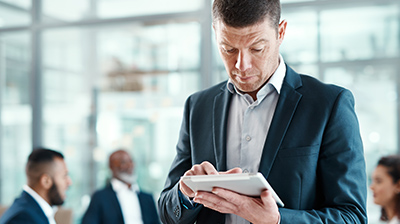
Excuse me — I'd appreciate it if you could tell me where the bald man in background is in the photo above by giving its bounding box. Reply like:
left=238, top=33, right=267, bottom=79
left=81, top=149, right=159, bottom=224
left=0, top=148, right=72, bottom=224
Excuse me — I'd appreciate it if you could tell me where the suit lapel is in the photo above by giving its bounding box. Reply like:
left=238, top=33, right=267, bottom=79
left=107, top=184, right=125, bottom=221
left=22, top=191, right=49, bottom=224
left=259, top=66, right=302, bottom=178
left=212, top=85, right=232, bottom=172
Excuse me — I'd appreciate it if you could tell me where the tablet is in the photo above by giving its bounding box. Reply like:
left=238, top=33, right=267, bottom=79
left=180, top=172, right=284, bottom=207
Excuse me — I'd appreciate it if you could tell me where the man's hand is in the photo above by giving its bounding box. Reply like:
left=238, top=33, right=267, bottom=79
left=179, top=161, right=242, bottom=198
left=193, top=188, right=280, bottom=224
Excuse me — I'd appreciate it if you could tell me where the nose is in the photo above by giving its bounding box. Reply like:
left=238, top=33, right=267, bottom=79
left=235, top=51, right=252, bottom=72
left=67, top=176, right=73, bottom=186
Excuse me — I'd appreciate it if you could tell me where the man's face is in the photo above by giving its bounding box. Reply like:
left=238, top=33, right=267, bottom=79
left=214, top=18, right=286, bottom=96
left=110, top=151, right=135, bottom=184
left=48, top=158, right=72, bottom=206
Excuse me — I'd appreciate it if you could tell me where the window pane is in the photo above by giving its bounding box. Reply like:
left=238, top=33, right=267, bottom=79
left=281, top=11, right=318, bottom=64
left=0, top=0, right=30, bottom=9
left=281, top=0, right=315, bottom=3
left=0, top=32, right=31, bottom=204
left=0, top=1, right=30, bottom=27
left=96, top=22, right=201, bottom=197
left=42, top=27, right=92, bottom=221
left=42, top=0, right=91, bottom=22
left=98, top=0, right=203, bottom=18
left=321, top=5, right=399, bottom=62
left=42, top=0, right=203, bottom=22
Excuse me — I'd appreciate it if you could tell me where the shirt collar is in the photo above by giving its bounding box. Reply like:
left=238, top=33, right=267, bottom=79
left=227, top=54, right=286, bottom=95
left=111, top=178, right=139, bottom=192
left=23, top=185, right=58, bottom=220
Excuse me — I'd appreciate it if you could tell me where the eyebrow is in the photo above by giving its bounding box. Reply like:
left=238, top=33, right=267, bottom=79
left=251, top=39, right=268, bottom=46
left=219, top=39, right=268, bottom=48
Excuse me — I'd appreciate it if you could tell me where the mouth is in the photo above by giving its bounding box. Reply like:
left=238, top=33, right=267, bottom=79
left=235, top=75, right=255, bottom=82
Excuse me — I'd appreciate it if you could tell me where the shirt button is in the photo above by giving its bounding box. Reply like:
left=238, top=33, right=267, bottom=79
left=246, top=136, right=251, bottom=141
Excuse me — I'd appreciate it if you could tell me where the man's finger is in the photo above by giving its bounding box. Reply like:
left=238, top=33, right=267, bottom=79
left=200, top=161, right=219, bottom=175
left=220, top=167, right=242, bottom=174
left=260, top=189, right=277, bottom=207
left=179, top=180, right=195, bottom=198
left=193, top=191, right=238, bottom=214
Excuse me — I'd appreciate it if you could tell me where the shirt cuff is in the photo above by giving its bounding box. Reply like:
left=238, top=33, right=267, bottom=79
left=178, top=190, right=198, bottom=210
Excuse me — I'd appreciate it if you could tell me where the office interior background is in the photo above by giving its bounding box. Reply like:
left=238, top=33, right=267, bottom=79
left=0, top=0, right=399, bottom=223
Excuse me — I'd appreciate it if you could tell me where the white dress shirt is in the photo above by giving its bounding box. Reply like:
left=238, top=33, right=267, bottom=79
left=225, top=55, right=286, bottom=224
left=111, top=178, right=143, bottom=224
left=389, top=216, right=400, bottom=224
left=23, top=185, right=58, bottom=224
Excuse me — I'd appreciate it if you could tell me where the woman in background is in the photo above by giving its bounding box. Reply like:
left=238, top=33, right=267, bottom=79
left=371, top=155, right=400, bottom=224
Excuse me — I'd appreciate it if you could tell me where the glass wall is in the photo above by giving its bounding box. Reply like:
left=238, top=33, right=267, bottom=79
left=0, top=0, right=399, bottom=224
left=0, top=32, right=31, bottom=204
left=0, top=0, right=30, bottom=27
left=95, top=22, right=201, bottom=195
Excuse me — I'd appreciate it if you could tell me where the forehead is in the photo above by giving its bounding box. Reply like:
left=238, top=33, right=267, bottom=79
left=373, top=165, right=391, bottom=178
left=112, top=151, right=132, bottom=162
left=53, top=157, right=68, bottom=174
left=214, top=19, right=276, bottom=45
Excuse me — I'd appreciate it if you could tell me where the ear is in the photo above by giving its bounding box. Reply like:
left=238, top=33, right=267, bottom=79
left=40, top=174, right=53, bottom=190
left=278, top=20, right=287, bottom=43
left=212, top=23, right=218, bottom=40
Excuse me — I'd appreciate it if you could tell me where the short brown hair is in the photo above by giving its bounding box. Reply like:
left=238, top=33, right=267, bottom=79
left=212, top=0, right=281, bottom=30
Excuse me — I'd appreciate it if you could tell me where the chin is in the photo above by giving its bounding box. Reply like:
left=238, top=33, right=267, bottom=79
left=374, top=199, right=382, bottom=206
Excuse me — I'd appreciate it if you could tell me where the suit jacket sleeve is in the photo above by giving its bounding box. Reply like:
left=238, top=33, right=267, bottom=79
left=277, top=89, right=367, bottom=223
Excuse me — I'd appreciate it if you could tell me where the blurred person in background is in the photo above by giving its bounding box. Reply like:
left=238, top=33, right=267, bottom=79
left=0, top=148, right=72, bottom=224
left=371, top=155, right=400, bottom=224
left=81, top=149, right=159, bottom=224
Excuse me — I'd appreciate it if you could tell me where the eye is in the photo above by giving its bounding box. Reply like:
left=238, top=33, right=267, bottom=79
left=251, top=48, right=263, bottom=53
left=221, top=46, right=237, bottom=54
left=224, top=48, right=237, bottom=54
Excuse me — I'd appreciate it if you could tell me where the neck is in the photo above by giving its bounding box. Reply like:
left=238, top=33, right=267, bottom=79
left=114, top=176, right=132, bottom=187
left=384, top=205, right=397, bottom=221
left=27, top=185, right=52, bottom=206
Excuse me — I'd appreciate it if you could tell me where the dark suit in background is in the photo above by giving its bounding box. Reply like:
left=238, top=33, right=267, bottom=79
left=158, top=65, right=367, bottom=223
left=81, top=184, right=159, bottom=224
left=0, top=191, right=49, bottom=224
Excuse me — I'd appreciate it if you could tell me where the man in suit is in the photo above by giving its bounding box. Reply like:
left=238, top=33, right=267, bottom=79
left=81, top=149, right=159, bottom=224
left=158, top=0, right=367, bottom=223
left=0, top=148, right=72, bottom=224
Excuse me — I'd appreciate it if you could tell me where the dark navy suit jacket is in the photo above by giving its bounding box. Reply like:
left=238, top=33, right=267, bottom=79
left=81, top=184, right=159, bottom=224
left=0, top=191, right=49, bottom=224
left=158, top=65, right=367, bottom=224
